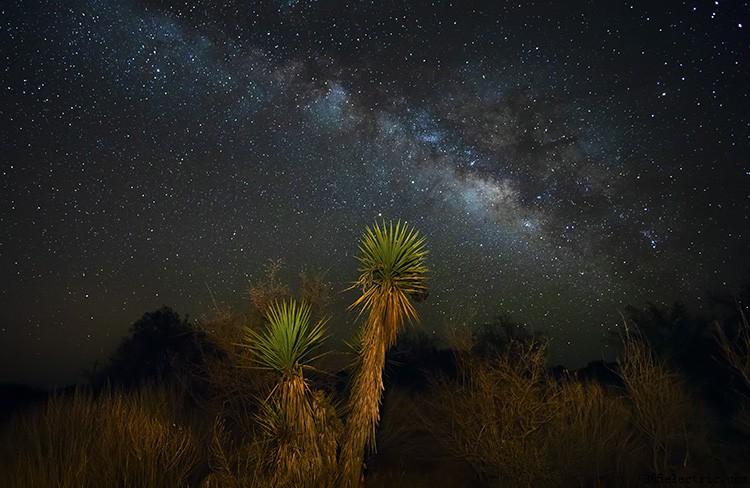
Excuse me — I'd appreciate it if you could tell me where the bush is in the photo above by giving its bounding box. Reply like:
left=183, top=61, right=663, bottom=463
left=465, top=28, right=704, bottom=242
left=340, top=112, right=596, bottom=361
left=618, top=325, right=715, bottom=476
left=422, top=332, right=717, bottom=486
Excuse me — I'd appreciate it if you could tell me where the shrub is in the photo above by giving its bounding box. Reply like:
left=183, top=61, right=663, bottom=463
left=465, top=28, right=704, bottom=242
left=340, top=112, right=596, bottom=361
left=618, top=324, right=715, bottom=476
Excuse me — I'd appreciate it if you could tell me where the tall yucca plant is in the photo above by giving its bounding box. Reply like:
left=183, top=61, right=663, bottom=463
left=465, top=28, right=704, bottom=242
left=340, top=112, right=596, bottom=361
left=339, top=220, right=428, bottom=486
left=244, top=298, right=334, bottom=487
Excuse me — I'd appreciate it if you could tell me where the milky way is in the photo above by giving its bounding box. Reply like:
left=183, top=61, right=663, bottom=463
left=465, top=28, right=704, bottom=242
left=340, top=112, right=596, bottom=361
left=2, top=0, right=748, bottom=385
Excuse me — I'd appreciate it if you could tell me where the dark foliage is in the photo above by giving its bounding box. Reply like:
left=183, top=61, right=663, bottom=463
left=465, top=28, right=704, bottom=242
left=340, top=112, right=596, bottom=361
left=709, top=281, right=750, bottom=323
left=0, top=384, right=47, bottom=428
left=96, top=306, right=222, bottom=389
left=571, top=360, right=623, bottom=388
left=471, top=315, right=544, bottom=362
left=623, top=300, right=748, bottom=414
left=385, top=330, right=457, bottom=390
left=623, top=302, right=712, bottom=365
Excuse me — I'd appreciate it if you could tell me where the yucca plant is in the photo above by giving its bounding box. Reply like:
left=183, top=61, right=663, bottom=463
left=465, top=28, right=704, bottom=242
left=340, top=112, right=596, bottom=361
left=339, top=220, right=428, bottom=486
left=243, top=298, right=337, bottom=487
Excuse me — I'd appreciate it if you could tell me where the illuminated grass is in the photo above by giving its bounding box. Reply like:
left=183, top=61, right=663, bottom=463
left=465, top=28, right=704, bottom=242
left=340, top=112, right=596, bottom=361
left=0, top=384, right=202, bottom=488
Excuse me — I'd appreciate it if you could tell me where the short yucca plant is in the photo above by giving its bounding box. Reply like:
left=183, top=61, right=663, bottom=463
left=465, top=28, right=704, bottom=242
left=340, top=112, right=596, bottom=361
left=340, top=220, right=428, bottom=486
left=243, top=298, right=336, bottom=487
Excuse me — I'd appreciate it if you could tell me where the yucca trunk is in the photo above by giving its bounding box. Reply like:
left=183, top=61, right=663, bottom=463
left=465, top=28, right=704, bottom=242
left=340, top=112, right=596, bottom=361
left=263, top=373, right=341, bottom=487
left=339, top=314, right=388, bottom=485
left=267, top=374, right=322, bottom=486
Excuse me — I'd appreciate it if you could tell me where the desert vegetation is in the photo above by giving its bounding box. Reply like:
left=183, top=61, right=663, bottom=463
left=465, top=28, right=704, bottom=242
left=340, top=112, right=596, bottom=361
left=1, top=222, right=749, bottom=487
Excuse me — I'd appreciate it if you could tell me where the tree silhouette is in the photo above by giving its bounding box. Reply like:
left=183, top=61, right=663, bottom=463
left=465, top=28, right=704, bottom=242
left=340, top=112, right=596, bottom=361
left=98, top=306, right=216, bottom=388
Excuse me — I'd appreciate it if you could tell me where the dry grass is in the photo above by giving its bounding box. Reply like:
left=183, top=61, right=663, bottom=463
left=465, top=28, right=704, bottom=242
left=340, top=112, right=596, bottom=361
left=0, top=384, right=203, bottom=488
left=422, top=328, right=724, bottom=487
left=199, top=414, right=265, bottom=487
left=617, top=324, right=715, bottom=476
left=366, top=387, right=480, bottom=488
left=543, top=378, right=639, bottom=485
left=0, top=383, right=287, bottom=487
left=714, top=307, right=750, bottom=408
left=423, top=340, right=561, bottom=485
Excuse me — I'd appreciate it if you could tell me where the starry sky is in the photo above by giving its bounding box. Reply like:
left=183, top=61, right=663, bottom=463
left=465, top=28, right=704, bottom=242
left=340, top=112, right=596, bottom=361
left=2, top=0, right=749, bottom=387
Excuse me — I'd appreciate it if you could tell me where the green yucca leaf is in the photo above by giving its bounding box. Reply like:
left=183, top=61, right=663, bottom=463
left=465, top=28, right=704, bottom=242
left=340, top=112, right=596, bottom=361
left=244, top=298, right=328, bottom=375
left=349, top=220, right=428, bottom=328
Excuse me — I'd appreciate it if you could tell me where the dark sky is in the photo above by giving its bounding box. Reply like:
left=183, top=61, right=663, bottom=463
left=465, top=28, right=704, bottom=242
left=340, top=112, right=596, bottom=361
left=2, top=0, right=749, bottom=387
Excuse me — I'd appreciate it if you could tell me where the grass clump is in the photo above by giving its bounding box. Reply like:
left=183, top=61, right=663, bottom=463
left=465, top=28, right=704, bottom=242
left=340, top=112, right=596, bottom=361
left=0, top=384, right=202, bottom=488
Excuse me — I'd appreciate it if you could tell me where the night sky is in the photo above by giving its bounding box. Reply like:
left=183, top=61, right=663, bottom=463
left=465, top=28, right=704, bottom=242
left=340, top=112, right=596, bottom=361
left=2, top=0, right=749, bottom=387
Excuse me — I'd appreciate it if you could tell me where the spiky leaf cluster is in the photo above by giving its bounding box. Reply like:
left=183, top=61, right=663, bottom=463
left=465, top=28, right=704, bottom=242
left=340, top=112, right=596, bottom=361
left=349, top=220, right=428, bottom=345
left=244, top=299, right=327, bottom=377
